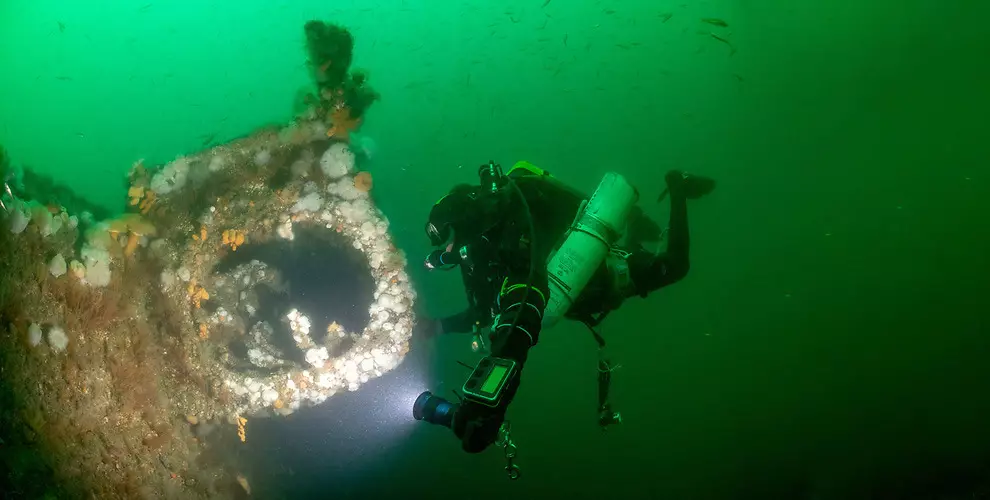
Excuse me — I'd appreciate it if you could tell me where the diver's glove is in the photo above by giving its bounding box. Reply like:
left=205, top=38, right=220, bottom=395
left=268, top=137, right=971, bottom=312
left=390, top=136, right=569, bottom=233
left=452, top=323, right=532, bottom=453
left=665, top=170, right=716, bottom=200
left=411, top=314, right=442, bottom=344
left=451, top=373, right=521, bottom=453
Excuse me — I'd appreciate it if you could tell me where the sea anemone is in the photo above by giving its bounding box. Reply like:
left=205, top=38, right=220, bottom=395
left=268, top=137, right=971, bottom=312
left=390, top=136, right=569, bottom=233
left=353, top=171, right=372, bottom=192
left=319, top=143, right=354, bottom=179
left=254, top=150, right=272, bottom=167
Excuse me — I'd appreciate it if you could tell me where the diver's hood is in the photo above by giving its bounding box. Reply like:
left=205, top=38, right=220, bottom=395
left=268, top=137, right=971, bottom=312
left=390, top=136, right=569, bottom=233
left=428, top=184, right=507, bottom=246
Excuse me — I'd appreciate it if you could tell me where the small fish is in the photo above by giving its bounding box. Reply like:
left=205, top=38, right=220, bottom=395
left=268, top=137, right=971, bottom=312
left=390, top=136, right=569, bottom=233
left=709, top=32, right=736, bottom=55
left=138, top=3, right=153, bottom=12
left=57, top=21, right=66, bottom=33
left=200, top=133, right=217, bottom=146
left=542, top=0, right=551, bottom=7
left=659, top=12, right=673, bottom=23
left=702, top=18, right=729, bottom=27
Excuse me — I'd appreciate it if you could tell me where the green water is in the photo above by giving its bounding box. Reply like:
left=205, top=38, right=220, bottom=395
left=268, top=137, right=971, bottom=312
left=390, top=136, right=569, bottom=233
left=2, top=0, right=989, bottom=498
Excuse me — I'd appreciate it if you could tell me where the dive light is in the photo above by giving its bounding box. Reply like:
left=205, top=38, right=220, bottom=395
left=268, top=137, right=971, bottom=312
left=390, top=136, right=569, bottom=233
left=412, top=391, right=455, bottom=428
left=412, top=356, right=517, bottom=428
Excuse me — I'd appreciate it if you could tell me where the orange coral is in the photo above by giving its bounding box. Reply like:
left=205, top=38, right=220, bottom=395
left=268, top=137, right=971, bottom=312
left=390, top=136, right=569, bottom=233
left=127, top=186, right=145, bottom=206
left=353, top=171, right=373, bottom=192
left=124, top=232, right=140, bottom=257
left=326, top=105, right=361, bottom=141
left=108, top=213, right=157, bottom=238
left=139, top=190, right=156, bottom=214
left=198, top=323, right=209, bottom=339
left=193, top=225, right=208, bottom=242
left=186, top=279, right=210, bottom=308
left=236, top=416, right=247, bottom=442
left=105, top=214, right=156, bottom=258
left=192, top=288, right=209, bottom=308
left=127, top=184, right=156, bottom=214
left=222, top=230, right=246, bottom=251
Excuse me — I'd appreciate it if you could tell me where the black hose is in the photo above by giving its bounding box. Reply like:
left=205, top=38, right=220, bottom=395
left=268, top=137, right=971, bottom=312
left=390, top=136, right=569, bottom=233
left=505, top=176, right=538, bottom=342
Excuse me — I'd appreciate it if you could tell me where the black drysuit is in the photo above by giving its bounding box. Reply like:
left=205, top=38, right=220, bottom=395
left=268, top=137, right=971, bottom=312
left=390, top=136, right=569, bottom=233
left=439, top=171, right=692, bottom=335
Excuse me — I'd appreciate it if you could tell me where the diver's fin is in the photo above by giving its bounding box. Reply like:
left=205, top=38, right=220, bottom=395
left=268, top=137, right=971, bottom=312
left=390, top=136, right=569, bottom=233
left=681, top=174, right=716, bottom=199
left=660, top=172, right=716, bottom=201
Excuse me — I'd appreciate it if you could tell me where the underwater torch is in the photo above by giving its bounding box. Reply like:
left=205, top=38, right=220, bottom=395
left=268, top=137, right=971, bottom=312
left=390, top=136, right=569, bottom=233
left=412, top=391, right=456, bottom=428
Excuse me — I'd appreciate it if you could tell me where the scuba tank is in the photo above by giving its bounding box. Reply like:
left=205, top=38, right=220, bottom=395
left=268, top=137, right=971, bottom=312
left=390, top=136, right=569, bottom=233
left=542, top=172, right=638, bottom=328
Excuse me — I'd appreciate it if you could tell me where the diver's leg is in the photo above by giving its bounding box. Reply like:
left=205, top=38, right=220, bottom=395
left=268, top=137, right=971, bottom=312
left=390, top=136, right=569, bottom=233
left=624, top=172, right=690, bottom=295
left=662, top=173, right=690, bottom=269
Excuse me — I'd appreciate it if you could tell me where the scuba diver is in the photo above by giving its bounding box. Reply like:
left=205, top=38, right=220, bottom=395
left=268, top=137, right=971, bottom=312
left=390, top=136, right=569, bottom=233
left=412, top=160, right=715, bottom=468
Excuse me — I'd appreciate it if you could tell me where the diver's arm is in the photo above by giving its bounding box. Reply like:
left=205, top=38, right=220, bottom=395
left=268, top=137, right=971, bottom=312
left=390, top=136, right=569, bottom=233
left=412, top=309, right=474, bottom=343
left=452, top=267, right=549, bottom=453
left=488, top=270, right=548, bottom=366
left=438, top=309, right=475, bottom=334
